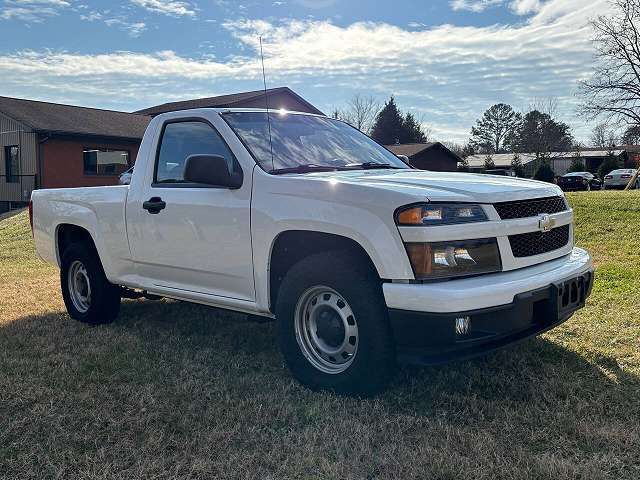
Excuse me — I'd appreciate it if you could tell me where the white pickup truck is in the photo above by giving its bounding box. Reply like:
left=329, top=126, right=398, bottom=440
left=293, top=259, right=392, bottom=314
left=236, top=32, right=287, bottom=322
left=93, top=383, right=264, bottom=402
left=31, top=108, right=593, bottom=395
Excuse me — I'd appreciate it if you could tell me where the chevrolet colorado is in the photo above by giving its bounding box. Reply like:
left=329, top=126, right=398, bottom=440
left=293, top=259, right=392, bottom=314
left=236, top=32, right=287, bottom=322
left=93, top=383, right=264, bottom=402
left=31, top=108, right=593, bottom=395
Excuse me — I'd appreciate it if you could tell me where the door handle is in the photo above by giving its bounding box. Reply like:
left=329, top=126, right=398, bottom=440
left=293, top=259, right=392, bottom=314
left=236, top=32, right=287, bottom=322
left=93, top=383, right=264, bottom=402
left=143, top=196, right=166, bottom=214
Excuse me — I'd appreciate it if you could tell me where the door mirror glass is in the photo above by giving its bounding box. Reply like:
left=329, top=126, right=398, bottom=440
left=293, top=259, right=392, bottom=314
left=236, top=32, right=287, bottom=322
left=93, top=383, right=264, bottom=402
left=184, top=154, right=243, bottom=188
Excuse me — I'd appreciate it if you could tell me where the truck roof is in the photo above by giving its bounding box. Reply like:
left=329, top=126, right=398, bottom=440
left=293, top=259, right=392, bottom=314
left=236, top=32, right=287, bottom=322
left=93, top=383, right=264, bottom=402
left=153, top=107, right=327, bottom=118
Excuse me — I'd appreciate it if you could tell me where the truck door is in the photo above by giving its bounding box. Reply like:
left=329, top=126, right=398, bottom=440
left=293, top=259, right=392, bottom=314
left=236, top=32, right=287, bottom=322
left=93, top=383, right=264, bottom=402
left=126, top=117, right=254, bottom=301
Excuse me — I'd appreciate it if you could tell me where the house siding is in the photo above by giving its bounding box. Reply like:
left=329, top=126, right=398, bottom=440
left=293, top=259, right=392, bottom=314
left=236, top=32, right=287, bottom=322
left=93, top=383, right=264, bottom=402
left=41, top=138, right=140, bottom=189
left=0, top=112, right=38, bottom=209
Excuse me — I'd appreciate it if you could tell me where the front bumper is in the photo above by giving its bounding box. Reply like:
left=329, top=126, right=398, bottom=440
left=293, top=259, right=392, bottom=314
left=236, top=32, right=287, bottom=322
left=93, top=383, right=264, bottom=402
left=384, top=248, right=593, bottom=365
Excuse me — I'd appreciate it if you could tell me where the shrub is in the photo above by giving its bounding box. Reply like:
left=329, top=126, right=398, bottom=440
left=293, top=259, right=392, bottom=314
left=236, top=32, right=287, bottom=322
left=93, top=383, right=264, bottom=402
left=533, top=160, right=555, bottom=183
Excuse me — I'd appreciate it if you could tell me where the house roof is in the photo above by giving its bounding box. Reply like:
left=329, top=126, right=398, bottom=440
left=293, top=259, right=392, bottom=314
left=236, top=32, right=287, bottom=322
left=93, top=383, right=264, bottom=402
left=385, top=142, right=438, bottom=157
left=134, top=86, right=324, bottom=116
left=0, top=96, right=150, bottom=140
left=386, top=142, right=462, bottom=162
left=465, top=150, right=625, bottom=168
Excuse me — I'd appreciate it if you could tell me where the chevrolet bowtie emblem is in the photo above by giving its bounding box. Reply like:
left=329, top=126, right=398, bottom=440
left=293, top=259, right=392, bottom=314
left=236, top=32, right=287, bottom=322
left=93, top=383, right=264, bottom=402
left=538, top=214, right=556, bottom=232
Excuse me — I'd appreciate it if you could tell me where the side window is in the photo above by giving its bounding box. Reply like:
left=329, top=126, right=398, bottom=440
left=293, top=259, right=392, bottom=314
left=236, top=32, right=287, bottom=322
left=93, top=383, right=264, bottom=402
left=155, top=121, right=235, bottom=184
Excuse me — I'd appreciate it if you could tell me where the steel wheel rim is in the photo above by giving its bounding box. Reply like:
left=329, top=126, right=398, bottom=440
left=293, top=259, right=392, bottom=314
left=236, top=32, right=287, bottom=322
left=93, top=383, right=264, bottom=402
left=294, top=286, right=359, bottom=374
left=68, top=260, right=91, bottom=313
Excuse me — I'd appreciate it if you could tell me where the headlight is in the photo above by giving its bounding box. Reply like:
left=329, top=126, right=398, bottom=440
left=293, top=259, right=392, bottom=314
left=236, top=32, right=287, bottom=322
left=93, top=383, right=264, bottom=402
left=396, top=203, right=487, bottom=226
left=405, top=238, right=501, bottom=280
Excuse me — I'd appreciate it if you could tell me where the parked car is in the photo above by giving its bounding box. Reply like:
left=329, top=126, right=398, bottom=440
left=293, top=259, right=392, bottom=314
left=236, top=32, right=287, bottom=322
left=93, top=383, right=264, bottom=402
left=118, top=166, right=134, bottom=185
left=557, top=171, right=602, bottom=191
left=30, top=108, right=593, bottom=395
left=604, top=169, right=639, bottom=189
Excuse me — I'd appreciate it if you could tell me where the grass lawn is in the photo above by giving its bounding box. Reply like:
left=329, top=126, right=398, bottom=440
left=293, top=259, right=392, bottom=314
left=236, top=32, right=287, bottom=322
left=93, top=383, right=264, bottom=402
left=1, top=192, right=639, bottom=479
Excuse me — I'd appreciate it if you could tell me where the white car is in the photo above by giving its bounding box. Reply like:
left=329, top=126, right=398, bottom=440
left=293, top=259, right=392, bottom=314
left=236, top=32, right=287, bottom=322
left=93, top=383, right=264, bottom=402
left=30, top=108, right=593, bottom=395
left=604, top=169, right=639, bottom=189
left=118, top=166, right=134, bottom=185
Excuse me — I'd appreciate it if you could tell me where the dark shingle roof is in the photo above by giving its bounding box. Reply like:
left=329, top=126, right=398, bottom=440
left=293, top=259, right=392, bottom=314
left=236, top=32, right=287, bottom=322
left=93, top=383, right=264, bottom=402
left=134, top=86, right=324, bottom=116
left=385, top=142, right=439, bottom=157
left=0, top=96, right=150, bottom=140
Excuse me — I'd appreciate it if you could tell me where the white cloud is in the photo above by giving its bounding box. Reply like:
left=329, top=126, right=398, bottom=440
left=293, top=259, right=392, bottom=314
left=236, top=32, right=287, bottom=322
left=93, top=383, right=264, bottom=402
left=450, top=0, right=503, bottom=13
left=451, top=0, right=544, bottom=15
left=103, top=17, right=148, bottom=37
left=79, top=10, right=102, bottom=21
left=510, top=0, right=542, bottom=15
left=129, top=0, right=195, bottom=17
left=0, top=0, right=70, bottom=22
left=0, top=0, right=613, bottom=141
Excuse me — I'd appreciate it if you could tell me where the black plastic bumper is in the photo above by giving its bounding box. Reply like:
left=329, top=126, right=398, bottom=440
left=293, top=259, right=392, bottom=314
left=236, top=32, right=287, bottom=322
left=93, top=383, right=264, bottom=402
left=389, top=270, right=594, bottom=365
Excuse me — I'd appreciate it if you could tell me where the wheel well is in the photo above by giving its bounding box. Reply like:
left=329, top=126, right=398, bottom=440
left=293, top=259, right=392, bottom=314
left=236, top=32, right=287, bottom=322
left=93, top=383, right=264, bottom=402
left=56, top=224, right=96, bottom=262
left=269, top=231, right=379, bottom=313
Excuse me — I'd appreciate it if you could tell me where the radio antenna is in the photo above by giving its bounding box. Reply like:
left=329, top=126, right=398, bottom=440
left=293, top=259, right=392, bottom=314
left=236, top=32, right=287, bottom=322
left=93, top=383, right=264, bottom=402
left=259, top=36, right=275, bottom=172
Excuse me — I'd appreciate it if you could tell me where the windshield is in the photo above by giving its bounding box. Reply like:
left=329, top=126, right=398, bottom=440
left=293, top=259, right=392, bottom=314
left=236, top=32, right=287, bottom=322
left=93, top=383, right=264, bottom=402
left=223, top=111, right=409, bottom=172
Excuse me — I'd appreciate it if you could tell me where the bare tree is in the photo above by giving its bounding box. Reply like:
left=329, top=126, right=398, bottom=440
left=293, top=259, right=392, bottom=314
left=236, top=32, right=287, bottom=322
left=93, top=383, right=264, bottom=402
left=579, top=0, right=640, bottom=126
left=336, top=94, right=381, bottom=134
left=529, top=97, right=559, bottom=119
left=590, top=123, right=618, bottom=147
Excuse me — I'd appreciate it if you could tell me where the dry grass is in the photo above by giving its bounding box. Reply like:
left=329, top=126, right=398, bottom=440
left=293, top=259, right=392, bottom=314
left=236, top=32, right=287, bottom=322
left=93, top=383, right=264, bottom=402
left=1, top=191, right=639, bottom=479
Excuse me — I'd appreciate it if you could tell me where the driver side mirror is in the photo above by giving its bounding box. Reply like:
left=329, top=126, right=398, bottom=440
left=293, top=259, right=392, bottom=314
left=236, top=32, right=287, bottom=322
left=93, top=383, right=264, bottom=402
left=184, top=154, right=243, bottom=189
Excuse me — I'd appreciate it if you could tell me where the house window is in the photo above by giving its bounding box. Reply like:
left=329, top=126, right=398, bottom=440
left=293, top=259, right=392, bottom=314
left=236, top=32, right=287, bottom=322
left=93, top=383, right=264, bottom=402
left=83, top=148, right=129, bottom=176
left=4, top=145, right=19, bottom=183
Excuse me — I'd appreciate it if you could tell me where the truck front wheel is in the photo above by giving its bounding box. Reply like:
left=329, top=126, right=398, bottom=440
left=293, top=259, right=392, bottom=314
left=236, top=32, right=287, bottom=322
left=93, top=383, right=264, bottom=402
left=276, top=251, right=396, bottom=395
left=60, top=243, right=121, bottom=325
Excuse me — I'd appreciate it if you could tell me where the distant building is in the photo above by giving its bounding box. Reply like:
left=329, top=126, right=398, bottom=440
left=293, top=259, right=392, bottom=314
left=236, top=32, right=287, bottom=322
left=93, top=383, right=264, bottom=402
left=465, top=148, right=634, bottom=177
left=0, top=87, right=322, bottom=213
left=385, top=142, right=461, bottom=171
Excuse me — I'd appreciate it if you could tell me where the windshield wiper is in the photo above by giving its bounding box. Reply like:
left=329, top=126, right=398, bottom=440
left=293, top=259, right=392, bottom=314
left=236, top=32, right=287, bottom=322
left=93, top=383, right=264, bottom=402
left=346, top=162, right=403, bottom=170
left=270, top=164, right=342, bottom=175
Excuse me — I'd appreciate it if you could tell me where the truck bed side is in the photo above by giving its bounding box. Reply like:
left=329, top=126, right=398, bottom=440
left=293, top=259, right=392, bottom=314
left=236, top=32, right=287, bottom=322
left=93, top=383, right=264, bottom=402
left=32, top=185, right=132, bottom=283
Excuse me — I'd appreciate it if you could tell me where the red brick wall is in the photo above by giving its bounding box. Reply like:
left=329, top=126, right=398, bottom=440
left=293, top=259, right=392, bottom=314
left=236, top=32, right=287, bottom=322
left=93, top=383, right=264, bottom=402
left=41, top=138, right=140, bottom=189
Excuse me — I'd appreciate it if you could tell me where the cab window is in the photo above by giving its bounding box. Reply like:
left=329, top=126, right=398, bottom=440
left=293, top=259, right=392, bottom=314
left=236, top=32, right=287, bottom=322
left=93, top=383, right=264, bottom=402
left=155, top=121, right=235, bottom=184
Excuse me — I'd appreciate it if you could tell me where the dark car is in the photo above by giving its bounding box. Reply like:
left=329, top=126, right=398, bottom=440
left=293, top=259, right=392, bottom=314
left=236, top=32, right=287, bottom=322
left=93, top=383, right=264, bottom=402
left=557, top=171, right=601, bottom=191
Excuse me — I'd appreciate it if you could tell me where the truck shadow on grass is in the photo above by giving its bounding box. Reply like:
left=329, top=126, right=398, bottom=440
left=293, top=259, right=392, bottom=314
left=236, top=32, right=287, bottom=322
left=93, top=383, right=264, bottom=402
left=4, top=297, right=638, bottom=408
left=3, top=298, right=639, bottom=479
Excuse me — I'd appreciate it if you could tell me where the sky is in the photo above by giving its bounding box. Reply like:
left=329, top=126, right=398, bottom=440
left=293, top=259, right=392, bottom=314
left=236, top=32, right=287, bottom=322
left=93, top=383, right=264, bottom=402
left=0, top=0, right=613, bottom=143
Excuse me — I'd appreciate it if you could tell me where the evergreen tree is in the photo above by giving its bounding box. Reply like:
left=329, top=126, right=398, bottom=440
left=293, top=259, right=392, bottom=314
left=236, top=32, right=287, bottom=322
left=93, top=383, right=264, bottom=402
left=370, top=96, right=429, bottom=144
left=533, top=159, right=556, bottom=183
left=568, top=155, right=586, bottom=173
left=598, top=154, right=621, bottom=179
left=470, top=103, right=521, bottom=153
left=458, top=158, right=470, bottom=172
left=370, top=97, right=405, bottom=145
left=402, top=112, right=428, bottom=143
left=511, top=154, right=525, bottom=177
left=511, top=110, right=573, bottom=157
left=483, top=154, right=495, bottom=171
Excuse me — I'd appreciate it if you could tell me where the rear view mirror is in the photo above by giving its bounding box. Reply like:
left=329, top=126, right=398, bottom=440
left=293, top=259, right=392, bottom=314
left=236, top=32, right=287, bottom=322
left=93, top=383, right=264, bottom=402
left=183, top=154, right=243, bottom=189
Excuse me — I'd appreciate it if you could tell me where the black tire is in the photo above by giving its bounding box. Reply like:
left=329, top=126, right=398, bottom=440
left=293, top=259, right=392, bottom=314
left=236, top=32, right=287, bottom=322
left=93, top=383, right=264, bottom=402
left=60, top=242, right=121, bottom=325
left=276, top=251, right=396, bottom=396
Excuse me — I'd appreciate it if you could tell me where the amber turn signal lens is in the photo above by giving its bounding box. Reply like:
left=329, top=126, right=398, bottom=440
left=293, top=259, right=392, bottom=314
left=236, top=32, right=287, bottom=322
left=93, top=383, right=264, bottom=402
left=405, top=243, right=433, bottom=277
left=397, top=207, right=424, bottom=225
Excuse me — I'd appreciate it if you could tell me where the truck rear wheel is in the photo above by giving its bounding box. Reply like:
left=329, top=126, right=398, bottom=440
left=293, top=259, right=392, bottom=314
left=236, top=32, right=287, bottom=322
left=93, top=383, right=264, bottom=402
left=60, top=242, right=121, bottom=325
left=276, top=251, right=395, bottom=396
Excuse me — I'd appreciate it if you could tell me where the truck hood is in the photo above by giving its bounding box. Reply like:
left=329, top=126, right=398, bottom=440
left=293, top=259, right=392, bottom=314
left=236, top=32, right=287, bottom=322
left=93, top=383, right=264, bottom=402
left=313, top=169, right=563, bottom=203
